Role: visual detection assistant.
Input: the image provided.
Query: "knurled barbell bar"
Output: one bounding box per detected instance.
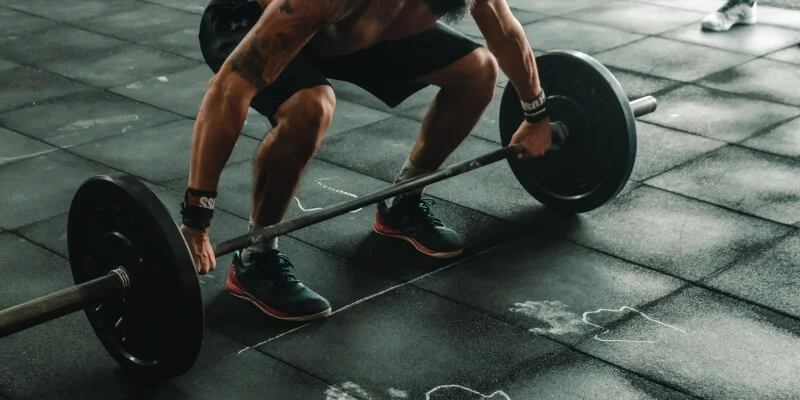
[0,49,656,381]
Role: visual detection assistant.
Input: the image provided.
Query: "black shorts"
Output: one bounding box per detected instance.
[198,0,482,125]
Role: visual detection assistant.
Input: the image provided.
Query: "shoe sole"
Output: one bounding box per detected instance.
[702,16,757,31]
[373,221,463,259]
[226,266,332,322]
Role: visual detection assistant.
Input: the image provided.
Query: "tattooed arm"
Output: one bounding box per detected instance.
[187,0,356,193]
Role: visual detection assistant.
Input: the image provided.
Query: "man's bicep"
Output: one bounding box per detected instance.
[222,0,330,90]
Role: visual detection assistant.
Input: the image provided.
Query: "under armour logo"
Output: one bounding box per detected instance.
[230,19,250,31]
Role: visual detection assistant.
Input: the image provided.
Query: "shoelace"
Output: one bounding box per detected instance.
[719,0,751,13]
[407,197,444,227]
[249,252,299,285]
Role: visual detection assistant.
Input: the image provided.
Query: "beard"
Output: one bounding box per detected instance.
[426,0,475,23]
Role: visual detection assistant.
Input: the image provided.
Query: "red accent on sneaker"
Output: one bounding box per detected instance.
[225,264,300,320]
[373,211,447,257]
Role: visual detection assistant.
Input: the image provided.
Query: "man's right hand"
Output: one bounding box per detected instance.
[180,225,216,274]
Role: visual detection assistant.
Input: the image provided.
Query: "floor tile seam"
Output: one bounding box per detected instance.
[409,273,693,343]
[699,226,798,283]
[192,342,376,400]
[634,117,800,165]
[0,118,185,170]
[248,349,389,400]
[664,80,800,112]
[133,0,206,17]
[732,114,800,146]
[639,179,800,227]
[234,244,507,354]
[559,234,800,323]
[2,2,207,64]
[555,13,706,37]
[0,57,202,124]
[567,284,695,348]
[406,282,705,400]
[632,0,797,16]
[687,72,800,109]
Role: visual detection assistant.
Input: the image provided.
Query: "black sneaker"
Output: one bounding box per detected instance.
[374,194,464,259]
[226,249,331,321]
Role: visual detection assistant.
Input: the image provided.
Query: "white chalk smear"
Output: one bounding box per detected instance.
[509,300,588,336]
[388,388,408,398]
[582,306,687,343]
[324,386,359,400]
[325,382,371,400]
[426,385,511,400]
[156,76,169,82]
[56,115,140,131]
[0,148,60,165]
[294,177,362,213]
[511,301,687,343]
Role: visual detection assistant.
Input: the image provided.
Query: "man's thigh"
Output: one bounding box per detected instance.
[311,21,484,108]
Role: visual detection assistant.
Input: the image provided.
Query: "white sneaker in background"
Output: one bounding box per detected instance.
[701,1,758,31]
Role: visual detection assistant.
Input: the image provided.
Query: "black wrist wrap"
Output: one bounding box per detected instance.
[181,188,217,229]
[522,89,548,123]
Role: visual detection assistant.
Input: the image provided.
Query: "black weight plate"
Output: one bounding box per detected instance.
[499,49,637,213]
[67,174,202,381]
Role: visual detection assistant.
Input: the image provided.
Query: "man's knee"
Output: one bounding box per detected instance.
[454,47,498,101]
[272,86,336,159]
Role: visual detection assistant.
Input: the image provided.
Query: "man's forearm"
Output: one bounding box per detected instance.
[473,1,541,100]
[489,25,540,100]
[187,80,251,192]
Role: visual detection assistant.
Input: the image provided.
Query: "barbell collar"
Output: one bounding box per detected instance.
[0,268,128,338]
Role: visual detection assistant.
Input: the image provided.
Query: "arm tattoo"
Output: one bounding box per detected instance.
[229,36,272,90]
[276,32,291,50]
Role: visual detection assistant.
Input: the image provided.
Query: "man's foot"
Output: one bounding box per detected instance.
[226,249,331,321]
[374,194,463,259]
[701,0,757,32]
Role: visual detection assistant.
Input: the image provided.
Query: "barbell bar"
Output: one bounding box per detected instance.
[0,49,656,382]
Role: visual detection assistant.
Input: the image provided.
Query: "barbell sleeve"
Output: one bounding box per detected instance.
[549,96,657,147]
[630,96,657,118]
[0,268,130,338]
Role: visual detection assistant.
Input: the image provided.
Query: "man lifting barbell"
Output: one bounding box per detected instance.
[182,0,553,321]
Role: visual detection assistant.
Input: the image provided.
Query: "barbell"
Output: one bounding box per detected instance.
[0,49,656,381]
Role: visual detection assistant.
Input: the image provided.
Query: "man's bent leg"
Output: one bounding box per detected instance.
[409,47,498,170]
[228,85,335,322]
[375,47,498,258]
[249,85,336,240]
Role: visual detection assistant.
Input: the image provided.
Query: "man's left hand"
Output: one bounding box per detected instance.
[509,118,552,159]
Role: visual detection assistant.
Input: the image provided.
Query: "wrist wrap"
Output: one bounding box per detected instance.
[521,89,548,123]
[181,188,217,229]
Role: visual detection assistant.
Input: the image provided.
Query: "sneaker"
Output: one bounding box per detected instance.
[374,194,464,259]
[226,249,331,321]
[701,1,757,32]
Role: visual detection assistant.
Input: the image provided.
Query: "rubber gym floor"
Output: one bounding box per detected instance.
[1,0,800,399]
